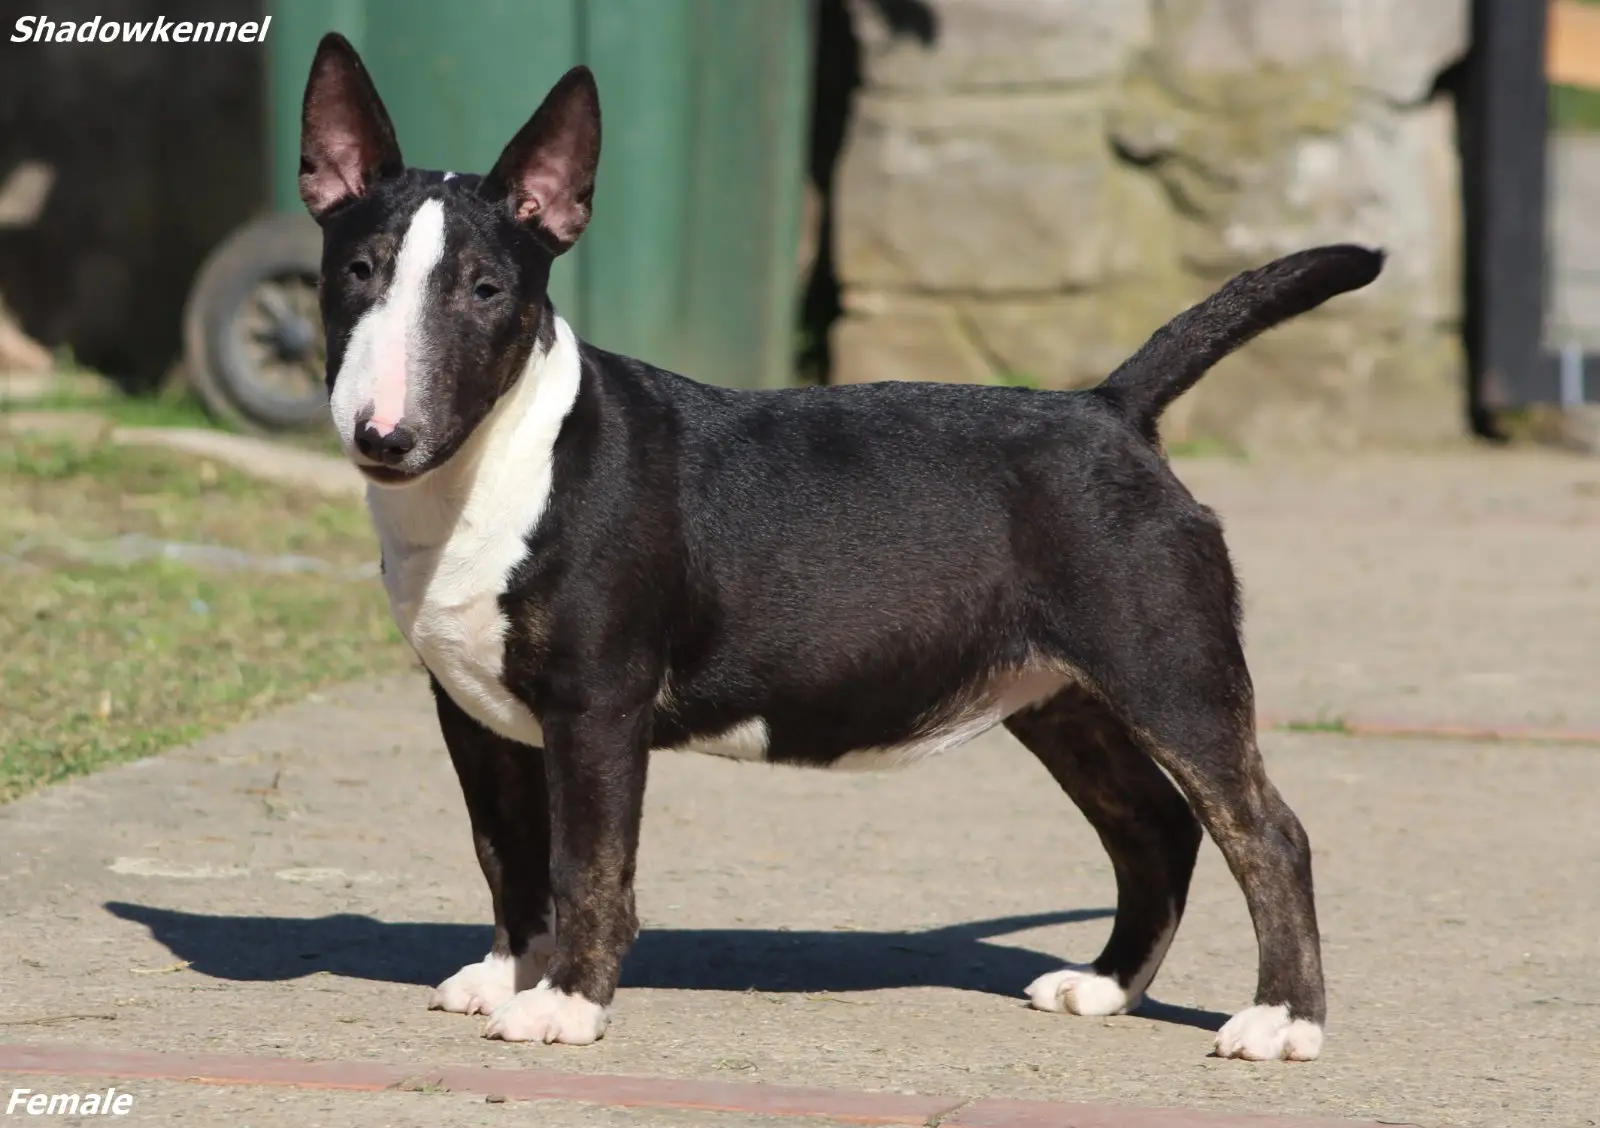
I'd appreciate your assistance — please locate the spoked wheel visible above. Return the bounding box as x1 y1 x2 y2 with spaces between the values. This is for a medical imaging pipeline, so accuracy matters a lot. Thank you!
183 213 330 432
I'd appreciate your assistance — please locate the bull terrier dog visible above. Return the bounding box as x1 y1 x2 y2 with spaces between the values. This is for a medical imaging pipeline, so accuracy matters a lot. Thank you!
298 31 1381 1060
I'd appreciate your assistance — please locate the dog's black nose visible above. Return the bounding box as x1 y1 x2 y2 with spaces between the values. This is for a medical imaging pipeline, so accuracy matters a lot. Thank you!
356 422 417 466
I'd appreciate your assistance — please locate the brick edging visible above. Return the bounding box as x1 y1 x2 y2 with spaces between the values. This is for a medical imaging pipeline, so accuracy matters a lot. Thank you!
0 1043 1404 1127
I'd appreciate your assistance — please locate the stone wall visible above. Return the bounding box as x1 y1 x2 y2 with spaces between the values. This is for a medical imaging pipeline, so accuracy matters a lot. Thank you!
829 0 1470 450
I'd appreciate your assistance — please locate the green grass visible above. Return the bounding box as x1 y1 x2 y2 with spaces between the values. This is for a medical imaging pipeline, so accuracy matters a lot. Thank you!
0 377 229 432
0 434 413 803
1552 84 1600 134
1167 436 1248 460
1280 715 1352 736
2 374 347 454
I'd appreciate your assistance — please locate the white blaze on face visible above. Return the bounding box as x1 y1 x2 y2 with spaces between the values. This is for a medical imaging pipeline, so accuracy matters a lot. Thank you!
330 198 448 447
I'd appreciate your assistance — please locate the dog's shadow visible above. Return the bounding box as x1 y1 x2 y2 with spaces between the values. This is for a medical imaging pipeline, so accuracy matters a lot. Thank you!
102 901 1223 1030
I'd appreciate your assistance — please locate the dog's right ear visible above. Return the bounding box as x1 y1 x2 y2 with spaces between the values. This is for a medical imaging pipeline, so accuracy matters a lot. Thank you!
299 33 404 222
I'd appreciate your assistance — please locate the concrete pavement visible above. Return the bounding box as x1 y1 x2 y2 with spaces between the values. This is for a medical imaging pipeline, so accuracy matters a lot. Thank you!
2 447 1598 1127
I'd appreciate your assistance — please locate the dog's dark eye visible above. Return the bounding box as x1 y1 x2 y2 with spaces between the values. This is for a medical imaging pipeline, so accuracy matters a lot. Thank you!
348 259 372 281
473 281 501 301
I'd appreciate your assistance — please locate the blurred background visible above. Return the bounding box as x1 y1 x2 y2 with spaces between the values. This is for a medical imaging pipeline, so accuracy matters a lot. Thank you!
3 0 1598 448
0 0 1594 794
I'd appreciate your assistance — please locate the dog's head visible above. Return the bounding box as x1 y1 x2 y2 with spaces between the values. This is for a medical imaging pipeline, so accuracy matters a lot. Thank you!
298 33 600 486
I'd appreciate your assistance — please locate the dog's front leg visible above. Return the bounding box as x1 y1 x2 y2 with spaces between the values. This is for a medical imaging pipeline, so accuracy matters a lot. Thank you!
483 703 648 1045
429 681 554 1017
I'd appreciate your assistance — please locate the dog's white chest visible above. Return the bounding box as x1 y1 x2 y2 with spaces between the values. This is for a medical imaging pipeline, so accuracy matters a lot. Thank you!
382 535 544 746
365 317 581 749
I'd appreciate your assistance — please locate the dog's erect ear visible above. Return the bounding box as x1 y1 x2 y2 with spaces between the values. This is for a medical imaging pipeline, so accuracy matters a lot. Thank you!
299 33 404 222
481 66 601 255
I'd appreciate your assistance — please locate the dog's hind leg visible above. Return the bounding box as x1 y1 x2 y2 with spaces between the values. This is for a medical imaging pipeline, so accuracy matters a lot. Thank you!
1006 684 1202 1018
1088 630 1325 1061
1143 706 1324 1060
429 679 554 1017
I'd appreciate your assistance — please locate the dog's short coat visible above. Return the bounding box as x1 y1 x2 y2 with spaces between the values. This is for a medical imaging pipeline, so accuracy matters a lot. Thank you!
299 32 1382 1060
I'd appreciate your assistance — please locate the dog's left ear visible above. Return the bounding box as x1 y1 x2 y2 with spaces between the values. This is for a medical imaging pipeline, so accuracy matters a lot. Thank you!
481 66 601 255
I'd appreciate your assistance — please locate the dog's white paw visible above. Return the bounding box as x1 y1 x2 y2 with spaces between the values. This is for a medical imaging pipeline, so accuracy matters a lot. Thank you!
483 981 609 1045
1213 1004 1323 1061
430 953 518 1015
1026 966 1135 1016
430 932 556 1016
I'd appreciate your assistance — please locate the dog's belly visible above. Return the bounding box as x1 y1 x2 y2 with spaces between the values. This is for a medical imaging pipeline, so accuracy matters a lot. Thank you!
828 704 1016 771
660 665 1069 770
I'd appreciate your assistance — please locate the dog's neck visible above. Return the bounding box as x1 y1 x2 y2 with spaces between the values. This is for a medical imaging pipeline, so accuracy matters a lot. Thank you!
366 314 583 552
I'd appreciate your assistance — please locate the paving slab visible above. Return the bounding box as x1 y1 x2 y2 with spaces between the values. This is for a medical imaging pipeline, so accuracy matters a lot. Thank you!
0 680 1595 1127
0 449 1597 1128
0 1050 1379 1128
1180 448 1600 733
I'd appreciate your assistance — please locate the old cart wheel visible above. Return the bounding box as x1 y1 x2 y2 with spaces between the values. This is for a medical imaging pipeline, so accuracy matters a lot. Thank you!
183 213 328 432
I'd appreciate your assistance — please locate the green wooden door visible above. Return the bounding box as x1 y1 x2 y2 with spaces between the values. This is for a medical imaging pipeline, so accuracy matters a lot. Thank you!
268 0 810 390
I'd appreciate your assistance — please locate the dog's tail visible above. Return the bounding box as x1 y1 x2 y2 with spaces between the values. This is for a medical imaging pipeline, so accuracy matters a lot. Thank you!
1095 244 1384 439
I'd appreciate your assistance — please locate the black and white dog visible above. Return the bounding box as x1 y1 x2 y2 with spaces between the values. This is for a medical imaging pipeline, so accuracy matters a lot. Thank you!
299 32 1379 1061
